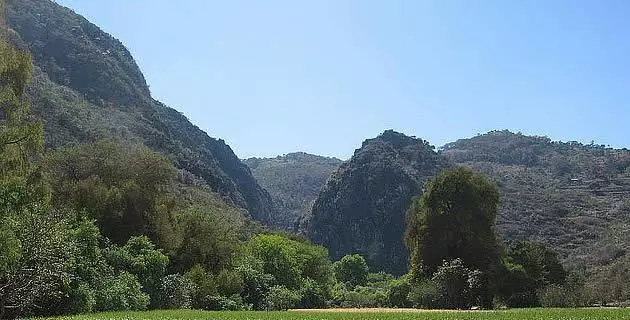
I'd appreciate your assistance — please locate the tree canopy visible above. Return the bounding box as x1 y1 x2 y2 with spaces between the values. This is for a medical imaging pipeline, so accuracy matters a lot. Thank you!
405 167 502 307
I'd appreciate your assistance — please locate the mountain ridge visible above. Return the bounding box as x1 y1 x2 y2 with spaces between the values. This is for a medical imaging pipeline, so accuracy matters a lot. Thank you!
6 0 277 223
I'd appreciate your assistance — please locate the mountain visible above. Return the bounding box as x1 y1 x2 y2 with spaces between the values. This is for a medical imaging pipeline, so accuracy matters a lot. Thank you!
303 130 450 275
442 130 630 268
5 0 277 223
243 152 342 229
302 129 630 276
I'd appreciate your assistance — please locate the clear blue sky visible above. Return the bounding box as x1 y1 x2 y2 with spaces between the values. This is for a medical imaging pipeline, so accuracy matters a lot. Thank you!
57 0 630 159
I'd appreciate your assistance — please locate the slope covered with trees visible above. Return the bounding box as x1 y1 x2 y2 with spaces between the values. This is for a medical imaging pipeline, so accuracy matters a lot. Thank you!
442 130 630 268
303 130 450 275
5 0 276 224
244 153 342 229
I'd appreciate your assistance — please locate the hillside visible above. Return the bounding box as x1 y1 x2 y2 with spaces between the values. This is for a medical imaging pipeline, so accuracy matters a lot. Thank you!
5 0 277 223
301 129 630 276
303 130 450 275
243 152 342 229
442 130 630 268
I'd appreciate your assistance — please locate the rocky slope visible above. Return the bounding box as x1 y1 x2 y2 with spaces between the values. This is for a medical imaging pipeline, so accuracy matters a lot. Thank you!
303 130 450 275
303 130 630 275
442 130 630 268
6 0 277 223
244 152 342 229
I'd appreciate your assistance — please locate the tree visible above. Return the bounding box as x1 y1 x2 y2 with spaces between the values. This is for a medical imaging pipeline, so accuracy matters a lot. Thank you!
103 236 169 308
405 167 502 308
430 259 482 309
333 254 369 288
506 241 566 288
0 33 73 318
44 140 178 246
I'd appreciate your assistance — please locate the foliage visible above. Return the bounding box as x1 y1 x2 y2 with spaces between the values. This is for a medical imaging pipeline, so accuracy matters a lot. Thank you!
0 35 73 318
506 241 566 287
103 236 169 307
405 167 501 307
408 278 440 309
243 234 334 293
386 275 412 307
92 272 149 312
264 285 301 311
430 259 483 309
157 274 193 309
174 204 243 274
44 141 178 245
333 254 369 288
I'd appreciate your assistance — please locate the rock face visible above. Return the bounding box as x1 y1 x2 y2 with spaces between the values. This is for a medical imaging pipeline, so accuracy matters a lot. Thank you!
244 153 343 230
6 0 277 223
304 130 450 275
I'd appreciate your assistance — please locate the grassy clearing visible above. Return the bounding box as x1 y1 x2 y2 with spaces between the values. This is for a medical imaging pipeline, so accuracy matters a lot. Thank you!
34 308 630 320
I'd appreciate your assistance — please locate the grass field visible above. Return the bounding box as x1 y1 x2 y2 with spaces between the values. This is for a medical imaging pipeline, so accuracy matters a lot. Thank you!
36 308 630 320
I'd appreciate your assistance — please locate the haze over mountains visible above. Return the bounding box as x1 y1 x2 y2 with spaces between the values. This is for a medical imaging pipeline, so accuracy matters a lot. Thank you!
7 0 630 280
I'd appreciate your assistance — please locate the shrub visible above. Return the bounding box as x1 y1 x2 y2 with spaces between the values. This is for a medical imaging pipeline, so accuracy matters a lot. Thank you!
158 274 194 309
93 272 149 311
184 265 217 309
408 279 440 309
298 278 327 308
265 285 302 310
387 277 412 307
333 254 369 288
201 295 249 311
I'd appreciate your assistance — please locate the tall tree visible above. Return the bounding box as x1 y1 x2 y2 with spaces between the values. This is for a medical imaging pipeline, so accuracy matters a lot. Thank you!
0 24 69 318
405 167 501 308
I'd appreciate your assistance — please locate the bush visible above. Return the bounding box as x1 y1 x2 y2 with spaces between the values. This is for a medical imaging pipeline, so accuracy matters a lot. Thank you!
158 274 193 309
200 295 249 311
298 278 327 308
408 279 440 309
265 285 302 310
387 277 412 307
430 259 480 309
184 265 217 309
93 272 149 311
65 283 96 314
333 254 369 288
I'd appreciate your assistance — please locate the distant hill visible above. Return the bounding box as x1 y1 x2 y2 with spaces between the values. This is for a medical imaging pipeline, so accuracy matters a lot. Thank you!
302 130 450 275
6 0 277 223
243 152 342 229
442 130 630 268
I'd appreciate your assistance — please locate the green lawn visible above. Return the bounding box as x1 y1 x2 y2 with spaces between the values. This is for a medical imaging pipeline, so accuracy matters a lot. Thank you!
35 308 630 320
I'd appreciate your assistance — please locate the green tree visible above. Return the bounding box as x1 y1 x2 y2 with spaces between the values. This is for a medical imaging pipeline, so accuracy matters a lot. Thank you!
103 236 169 308
0 34 72 318
333 254 369 288
506 241 566 288
174 205 242 274
44 140 178 246
405 167 502 308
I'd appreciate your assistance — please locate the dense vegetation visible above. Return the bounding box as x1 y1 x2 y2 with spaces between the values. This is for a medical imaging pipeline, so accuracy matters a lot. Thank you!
244 153 342 229
303 130 450 275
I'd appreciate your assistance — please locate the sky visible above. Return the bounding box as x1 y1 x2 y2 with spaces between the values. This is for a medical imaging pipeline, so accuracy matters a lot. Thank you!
57 0 630 159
